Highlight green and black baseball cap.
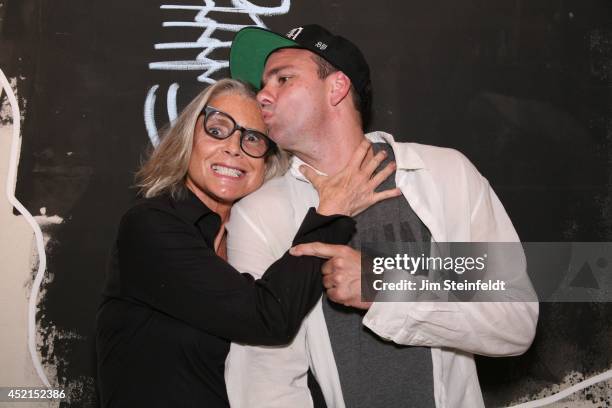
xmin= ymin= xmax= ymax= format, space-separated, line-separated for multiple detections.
xmin=229 ymin=24 xmax=372 ymax=106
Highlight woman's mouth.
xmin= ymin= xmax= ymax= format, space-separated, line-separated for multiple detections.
xmin=211 ymin=164 xmax=245 ymax=178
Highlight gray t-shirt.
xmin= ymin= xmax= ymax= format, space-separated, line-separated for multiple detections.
xmin=321 ymin=143 xmax=436 ymax=408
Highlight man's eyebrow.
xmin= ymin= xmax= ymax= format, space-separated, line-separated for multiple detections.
xmin=261 ymin=65 xmax=292 ymax=87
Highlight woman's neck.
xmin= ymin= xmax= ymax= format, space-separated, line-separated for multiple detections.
xmin=184 ymin=181 xmax=232 ymax=258
xmin=214 ymin=224 xmax=228 ymax=260
xmin=185 ymin=181 xmax=232 ymax=222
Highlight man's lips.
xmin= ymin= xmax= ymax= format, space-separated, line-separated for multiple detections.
xmin=261 ymin=110 xmax=273 ymax=122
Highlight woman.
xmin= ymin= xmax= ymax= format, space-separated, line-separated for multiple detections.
xmin=96 ymin=79 xmax=397 ymax=407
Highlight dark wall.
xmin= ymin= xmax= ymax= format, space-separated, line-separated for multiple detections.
xmin=1 ymin=0 xmax=610 ymax=406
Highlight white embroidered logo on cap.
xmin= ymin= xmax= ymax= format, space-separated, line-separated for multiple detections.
xmin=286 ymin=27 xmax=304 ymax=40
xmin=315 ymin=41 xmax=328 ymax=50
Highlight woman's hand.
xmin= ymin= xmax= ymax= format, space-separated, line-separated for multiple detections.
xmin=290 ymin=242 xmax=372 ymax=310
xmin=301 ymin=140 xmax=402 ymax=217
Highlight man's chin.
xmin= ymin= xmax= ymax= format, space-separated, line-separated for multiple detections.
xmin=268 ymin=129 xmax=282 ymax=145
xmin=267 ymin=126 xmax=294 ymax=150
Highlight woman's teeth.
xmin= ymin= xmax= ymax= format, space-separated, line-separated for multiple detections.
xmin=212 ymin=165 xmax=244 ymax=178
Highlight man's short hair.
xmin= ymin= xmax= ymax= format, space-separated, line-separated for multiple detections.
xmin=311 ymin=54 xmax=372 ymax=130
xmin=230 ymin=24 xmax=373 ymax=129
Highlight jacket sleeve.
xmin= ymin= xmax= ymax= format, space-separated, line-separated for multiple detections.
xmin=116 ymin=205 xmax=355 ymax=346
xmin=363 ymin=151 xmax=539 ymax=357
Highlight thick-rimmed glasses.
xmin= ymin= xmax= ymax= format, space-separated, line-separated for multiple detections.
xmin=201 ymin=106 xmax=275 ymax=158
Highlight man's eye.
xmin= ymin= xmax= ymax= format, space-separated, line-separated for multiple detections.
xmin=278 ymin=76 xmax=290 ymax=84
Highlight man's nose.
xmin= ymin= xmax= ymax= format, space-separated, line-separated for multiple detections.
xmin=257 ymin=84 xmax=274 ymax=106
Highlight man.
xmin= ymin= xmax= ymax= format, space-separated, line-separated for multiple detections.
xmin=224 ymin=24 xmax=538 ymax=407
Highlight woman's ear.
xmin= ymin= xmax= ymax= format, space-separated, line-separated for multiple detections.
xmin=328 ymin=71 xmax=352 ymax=106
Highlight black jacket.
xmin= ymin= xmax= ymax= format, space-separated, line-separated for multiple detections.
xmin=96 ymin=190 xmax=355 ymax=407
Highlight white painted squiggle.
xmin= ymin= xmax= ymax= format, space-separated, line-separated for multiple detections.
xmin=167 ymin=83 xmax=179 ymax=124
xmin=507 ymin=369 xmax=612 ymax=407
xmin=144 ymin=0 xmax=290 ymax=145
xmin=0 ymin=67 xmax=51 ymax=388
xmin=144 ymin=85 xmax=160 ymax=147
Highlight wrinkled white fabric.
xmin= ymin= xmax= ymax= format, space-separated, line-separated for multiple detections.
xmin=225 ymin=132 xmax=538 ymax=408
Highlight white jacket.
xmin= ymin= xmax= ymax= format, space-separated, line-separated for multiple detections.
xmin=225 ymin=131 xmax=539 ymax=408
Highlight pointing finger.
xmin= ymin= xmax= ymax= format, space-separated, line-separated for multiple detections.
xmin=290 ymin=242 xmax=343 ymax=259
xmin=289 ymin=242 xmax=342 ymax=259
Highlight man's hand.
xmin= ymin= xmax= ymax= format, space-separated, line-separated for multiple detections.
xmin=290 ymin=242 xmax=372 ymax=310
xmin=301 ymin=140 xmax=401 ymax=217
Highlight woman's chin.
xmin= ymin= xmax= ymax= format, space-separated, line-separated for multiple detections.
xmin=214 ymin=179 xmax=264 ymax=201
xmin=186 ymin=176 xmax=264 ymax=208
xmin=207 ymin=186 xmax=255 ymax=205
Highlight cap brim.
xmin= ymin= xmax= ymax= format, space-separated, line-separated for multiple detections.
xmin=230 ymin=27 xmax=297 ymax=90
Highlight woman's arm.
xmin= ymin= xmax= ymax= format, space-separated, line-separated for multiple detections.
xmin=112 ymin=204 xmax=354 ymax=345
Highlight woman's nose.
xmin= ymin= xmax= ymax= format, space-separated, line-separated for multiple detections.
xmin=223 ymin=131 xmax=242 ymax=156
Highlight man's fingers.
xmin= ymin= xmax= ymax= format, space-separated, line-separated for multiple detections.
xmin=371 ymin=188 xmax=403 ymax=205
xmin=289 ymin=242 xmax=342 ymax=259
xmin=369 ymin=161 xmax=397 ymax=188
xmin=349 ymin=140 xmax=372 ymax=170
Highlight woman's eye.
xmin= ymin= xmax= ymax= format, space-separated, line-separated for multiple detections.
xmin=207 ymin=127 xmax=222 ymax=137
xmin=244 ymin=133 xmax=260 ymax=143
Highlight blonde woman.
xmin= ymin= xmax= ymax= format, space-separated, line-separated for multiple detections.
xmin=96 ymin=79 xmax=398 ymax=407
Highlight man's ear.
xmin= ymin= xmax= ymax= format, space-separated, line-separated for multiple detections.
xmin=329 ymin=71 xmax=352 ymax=106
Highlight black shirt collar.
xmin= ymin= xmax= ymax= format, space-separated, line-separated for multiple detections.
xmin=169 ymin=189 xmax=222 ymax=247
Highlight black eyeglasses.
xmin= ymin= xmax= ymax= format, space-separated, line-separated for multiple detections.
xmin=200 ymin=105 xmax=276 ymax=159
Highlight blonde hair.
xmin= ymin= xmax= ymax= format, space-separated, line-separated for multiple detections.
xmin=136 ymin=78 xmax=289 ymax=199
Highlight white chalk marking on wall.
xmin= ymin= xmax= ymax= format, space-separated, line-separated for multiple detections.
xmin=149 ymin=61 xmax=227 ymax=71
xmin=507 ymin=368 xmax=612 ymax=407
xmin=0 ymin=67 xmax=51 ymax=388
xmin=167 ymin=83 xmax=179 ymax=124
xmin=144 ymin=85 xmax=160 ymax=147
xmin=144 ymin=0 xmax=290 ymax=145
xmin=155 ymin=40 xmax=232 ymax=50
xmin=33 ymin=214 xmax=65 ymax=251
xmin=33 ymin=214 xmax=64 ymax=227
xmin=161 ymin=22 xmax=246 ymax=29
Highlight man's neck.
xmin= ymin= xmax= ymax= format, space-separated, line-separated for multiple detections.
xmin=295 ymin=123 xmax=369 ymax=176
